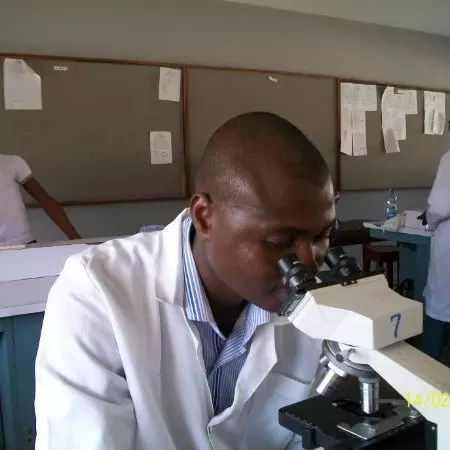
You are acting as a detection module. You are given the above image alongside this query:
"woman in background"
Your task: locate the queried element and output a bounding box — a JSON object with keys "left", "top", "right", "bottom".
{"left": 421, "top": 150, "right": 450, "bottom": 361}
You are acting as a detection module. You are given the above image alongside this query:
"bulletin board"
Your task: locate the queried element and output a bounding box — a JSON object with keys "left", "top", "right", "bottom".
{"left": 187, "top": 67, "right": 338, "bottom": 191}
{"left": 339, "top": 80, "right": 450, "bottom": 190}
{"left": 0, "top": 55, "right": 186, "bottom": 205}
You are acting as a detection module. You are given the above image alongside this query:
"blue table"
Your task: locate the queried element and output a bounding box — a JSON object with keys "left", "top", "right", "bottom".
{"left": 367, "top": 227, "right": 432, "bottom": 301}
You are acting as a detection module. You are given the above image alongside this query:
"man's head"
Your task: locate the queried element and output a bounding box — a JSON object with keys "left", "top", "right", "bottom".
{"left": 191, "top": 112, "right": 335, "bottom": 313}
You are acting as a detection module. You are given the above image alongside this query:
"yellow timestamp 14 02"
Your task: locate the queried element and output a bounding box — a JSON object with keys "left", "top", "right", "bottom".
{"left": 405, "top": 392, "right": 450, "bottom": 408}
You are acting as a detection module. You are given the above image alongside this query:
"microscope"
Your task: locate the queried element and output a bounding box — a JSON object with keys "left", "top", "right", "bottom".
{"left": 277, "top": 247, "right": 450, "bottom": 450}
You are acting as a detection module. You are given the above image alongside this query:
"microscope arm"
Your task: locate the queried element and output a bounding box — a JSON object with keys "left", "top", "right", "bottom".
{"left": 354, "top": 342, "right": 450, "bottom": 450}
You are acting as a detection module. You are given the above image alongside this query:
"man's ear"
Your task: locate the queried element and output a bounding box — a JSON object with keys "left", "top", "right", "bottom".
{"left": 190, "top": 193, "right": 214, "bottom": 240}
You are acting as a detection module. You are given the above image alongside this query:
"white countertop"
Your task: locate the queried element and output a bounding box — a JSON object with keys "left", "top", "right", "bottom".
{"left": 0, "top": 277, "right": 56, "bottom": 318}
{"left": 0, "top": 236, "right": 121, "bottom": 318}
{"left": 0, "top": 235, "right": 118, "bottom": 252}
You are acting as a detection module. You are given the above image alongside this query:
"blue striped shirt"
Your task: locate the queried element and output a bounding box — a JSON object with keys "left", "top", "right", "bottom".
{"left": 182, "top": 216, "right": 272, "bottom": 415}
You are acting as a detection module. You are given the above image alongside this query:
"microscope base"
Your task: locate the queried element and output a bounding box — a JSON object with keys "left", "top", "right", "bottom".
{"left": 279, "top": 395, "right": 437, "bottom": 449}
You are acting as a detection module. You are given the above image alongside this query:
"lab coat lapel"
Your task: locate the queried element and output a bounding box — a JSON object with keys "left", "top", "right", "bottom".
{"left": 220, "top": 320, "right": 279, "bottom": 422}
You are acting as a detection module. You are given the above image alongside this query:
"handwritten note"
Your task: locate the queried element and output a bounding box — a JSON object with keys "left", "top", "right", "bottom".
{"left": 3, "top": 58, "right": 42, "bottom": 110}
{"left": 150, "top": 131, "right": 172, "bottom": 165}
{"left": 158, "top": 67, "right": 181, "bottom": 102}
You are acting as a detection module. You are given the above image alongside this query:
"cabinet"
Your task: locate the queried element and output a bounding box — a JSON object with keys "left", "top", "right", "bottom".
{"left": 0, "top": 313, "right": 44, "bottom": 450}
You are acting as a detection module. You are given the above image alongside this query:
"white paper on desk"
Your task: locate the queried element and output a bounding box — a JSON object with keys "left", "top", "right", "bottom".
{"left": 397, "top": 89, "right": 418, "bottom": 115}
{"left": 3, "top": 58, "right": 42, "bottom": 110}
{"left": 352, "top": 108, "right": 367, "bottom": 156}
{"left": 381, "top": 87, "right": 400, "bottom": 153}
{"left": 424, "top": 91, "right": 436, "bottom": 135}
{"left": 432, "top": 92, "right": 446, "bottom": 135}
{"left": 354, "top": 84, "right": 377, "bottom": 111}
{"left": 149, "top": 131, "right": 172, "bottom": 165}
{"left": 394, "top": 93, "right": 407, "bottom": 140}
{"left": 158, "top": 67, "right": 181, "bottom": 102}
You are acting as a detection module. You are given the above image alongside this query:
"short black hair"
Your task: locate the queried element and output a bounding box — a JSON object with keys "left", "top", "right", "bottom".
{"left": 195, "top": 112, "right": 330, "bottom": 200}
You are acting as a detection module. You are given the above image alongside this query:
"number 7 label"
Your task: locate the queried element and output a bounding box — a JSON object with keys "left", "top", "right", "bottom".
{"left": 391, "top": 313, "right": 402, "bottom": 338}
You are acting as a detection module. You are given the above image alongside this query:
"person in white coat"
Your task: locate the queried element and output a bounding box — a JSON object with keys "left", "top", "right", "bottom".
{"left": 35, "top": 112, "right": 336, "bottom": 450}
{"left": 421, "top": 150, "right": 450, "bottom": 361}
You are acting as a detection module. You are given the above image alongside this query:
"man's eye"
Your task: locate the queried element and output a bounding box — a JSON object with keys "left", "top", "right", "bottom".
{"left": 264, "top": 237, "right": 296, "bottom": 250}
{"left": 314, "top": 234, "right": 330, "bottom": 243}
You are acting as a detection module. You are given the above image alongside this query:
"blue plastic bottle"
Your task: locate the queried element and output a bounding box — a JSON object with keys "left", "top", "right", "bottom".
{"left": 386, "top": 188, "right": 398, "bottom": 219}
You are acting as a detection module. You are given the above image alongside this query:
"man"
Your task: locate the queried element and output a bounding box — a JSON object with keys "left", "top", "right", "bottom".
{"left": 0, "top": 153, "right": 80, "bottom": 245}
{"left": 421, "top": 150, "right": 450, "bottom": 361}
{"left": 35, "top": 112, "right": 335, "bottom": 449}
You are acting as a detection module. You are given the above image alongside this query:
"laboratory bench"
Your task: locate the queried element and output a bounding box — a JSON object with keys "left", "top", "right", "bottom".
{"left": 0, "top": 238, "right": 109, "bottom": 450}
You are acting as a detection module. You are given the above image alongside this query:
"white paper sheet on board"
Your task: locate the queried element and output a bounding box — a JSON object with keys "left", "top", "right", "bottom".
{"left": 381, "top": 87, "right": 395, "bottom": 129}
{"left": 383, "top": 128, "right": 400, "bottom": 153}
{"left": 158, "top": 67, "right": 181, "bottom": 102}
{"left": 340, "top": 83, "right": 375, "bottom": 156}
{"left": 340, "top": 105, "right": 353, "bottom": 155}
{"left": 340, "top": 83, "right": 354, "bottom": 107}
{"left": 394, "top": 93, "right": 407, "bottom": 140}
{"left": 354, "top": 84, "right": 378, "bottom": 112}
{"left": 149, "top": 131, "right": 172, "bottom": 164}
{"left": 397, "top": 89, "right": 418, "bottom": 115}
{"left": 3, "top": 58, "right": 42, "bottom": 110}
{"left": 432, "top": 92, "right": 446, "bottom": 135}
{"left": 381, "top": 87, "right": 400, "bottom": 153}
{"left": 424, "top": 91, "right": 436, "bottom": 135}
{"left": 340, "top": 83, "right": 354, "bottom": 155}
{"left": 352, "top": 108, "right": 367, "bottom": 156}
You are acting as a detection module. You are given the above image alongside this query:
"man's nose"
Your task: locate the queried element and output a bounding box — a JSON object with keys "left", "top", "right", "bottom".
{"left": 295, "top": 241, "right": 319, "bottom": 272}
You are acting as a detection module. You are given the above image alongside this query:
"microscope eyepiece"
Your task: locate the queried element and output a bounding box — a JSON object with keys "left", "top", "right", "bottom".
{"left": 324, "top": 246, "right": 363, "bottom": 283}
{"left": 277, "top": 256, "right": 316, "bottom": 292}
{"left": 277, "top": 256, "right": 317, "bottom": 317}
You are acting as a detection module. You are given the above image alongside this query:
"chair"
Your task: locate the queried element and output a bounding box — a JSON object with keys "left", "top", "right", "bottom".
{"left": 363, "top": 243, "right": 400, "bottom": 289}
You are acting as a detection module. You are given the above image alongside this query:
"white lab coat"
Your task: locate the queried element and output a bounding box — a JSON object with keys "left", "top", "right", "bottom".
{"left": 425, "top": 150, "right": 450, "bottom": 322}
{"left": 35, "top": 209, "right": 323, "bottom": 450}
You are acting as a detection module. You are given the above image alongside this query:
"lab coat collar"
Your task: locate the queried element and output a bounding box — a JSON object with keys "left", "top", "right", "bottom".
{"left": 154, "top": 208, "right": 190, "bottom": 306}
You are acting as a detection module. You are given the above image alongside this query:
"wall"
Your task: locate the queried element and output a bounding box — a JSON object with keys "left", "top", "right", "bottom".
{"left": 1, "top": 0, "right": 449, "bottom": 241}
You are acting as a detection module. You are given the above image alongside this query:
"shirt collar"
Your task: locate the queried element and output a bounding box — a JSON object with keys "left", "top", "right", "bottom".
{"left": 182, "top": 216, "right": 214, "bottom": 323}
